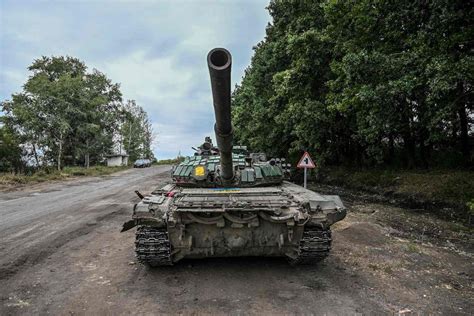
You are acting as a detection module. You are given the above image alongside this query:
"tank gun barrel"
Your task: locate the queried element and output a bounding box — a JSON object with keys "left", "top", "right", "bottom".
{"left": 207, "top": 48, "right": 234, "bottom": 183}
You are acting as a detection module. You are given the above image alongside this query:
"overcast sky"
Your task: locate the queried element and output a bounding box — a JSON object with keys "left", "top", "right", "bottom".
{"left": 0, "top": 0, "right": 270, "bottom": 159}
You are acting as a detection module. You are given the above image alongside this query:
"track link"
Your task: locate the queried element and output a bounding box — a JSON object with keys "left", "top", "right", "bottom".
{"left": 135, "top": 226, "right": 172, "bottom": 266}
{"left": 289, "top": 227, "right": 332, "bottom": 265}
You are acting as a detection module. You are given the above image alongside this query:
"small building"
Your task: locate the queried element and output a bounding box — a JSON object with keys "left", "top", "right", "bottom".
{"left": 106, "top": 154, "right": 129, "bottom": 167}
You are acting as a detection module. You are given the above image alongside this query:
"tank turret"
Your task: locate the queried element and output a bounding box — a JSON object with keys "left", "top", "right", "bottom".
{"left": 207, "top": 48, "right": 234, "bottom": 185}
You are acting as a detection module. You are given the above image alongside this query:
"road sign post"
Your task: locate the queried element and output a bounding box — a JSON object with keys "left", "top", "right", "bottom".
{"left": 296, "top": 151, "right": 316, "bottom": 189}
{"left": 304, "top": 167, "right": 307, "bottom": 189}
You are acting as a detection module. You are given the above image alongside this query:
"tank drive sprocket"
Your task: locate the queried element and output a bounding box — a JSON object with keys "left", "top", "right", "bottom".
{"left": 289, "top": 227, "right": 332, "bottom": 265}
{"left": 135, "top": 226, "right": 172, "bottom": 266}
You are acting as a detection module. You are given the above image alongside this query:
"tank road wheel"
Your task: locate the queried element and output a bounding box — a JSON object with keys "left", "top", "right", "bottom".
{"left": 288, "top": 228, "right": 332, "bottom": 265}
{"left": 135, "top": 226, "right": 172, "bottom": 267}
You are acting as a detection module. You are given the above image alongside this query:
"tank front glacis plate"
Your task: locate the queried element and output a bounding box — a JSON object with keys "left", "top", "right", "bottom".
{"left": 166, "top": 186, "right": 305, "bottom": 261}
{"left": 128, "top": 182, "right": 346, "bottom": 264}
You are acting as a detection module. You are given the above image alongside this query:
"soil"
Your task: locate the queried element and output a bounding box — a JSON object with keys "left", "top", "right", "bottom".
{"left": 1, "top": 166, "right": 472, "bottom": 315}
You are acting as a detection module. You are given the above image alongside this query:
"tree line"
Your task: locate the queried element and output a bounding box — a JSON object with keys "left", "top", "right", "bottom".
{"left": 232, "top": 0, "right": 472, "bottom": 168}
{"left": 1, "top": 56, "right": 155, "bottom": 172}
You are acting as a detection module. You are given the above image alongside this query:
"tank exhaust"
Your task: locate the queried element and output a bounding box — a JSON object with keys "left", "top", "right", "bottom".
{"left": 207, "top": 48, "right": 234, "bottom": 184}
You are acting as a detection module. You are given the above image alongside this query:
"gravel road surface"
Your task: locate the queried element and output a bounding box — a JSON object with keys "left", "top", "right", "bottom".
{"left": 1, "top": 166, "right": 472, "bottom": 315}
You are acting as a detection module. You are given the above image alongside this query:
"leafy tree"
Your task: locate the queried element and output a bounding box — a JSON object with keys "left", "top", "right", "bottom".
{"left": 1, "top": 56, "right": 154, "bottom": 171}
{"left": 72, "top": 69, "right": 122, "bottom": 167}
{"left": 0, "top": 118, "right": 22, "bottom": 172}
{"left": 120, "top": 100, "right": 155, "bottom": 163}
{"left": 233, "top": 0, "right": 472, "bottom": 168}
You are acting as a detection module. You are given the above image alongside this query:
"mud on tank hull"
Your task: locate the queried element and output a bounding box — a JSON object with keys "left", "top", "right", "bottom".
{"left": 129, "top": 182, "right": 346, "bottom": 266}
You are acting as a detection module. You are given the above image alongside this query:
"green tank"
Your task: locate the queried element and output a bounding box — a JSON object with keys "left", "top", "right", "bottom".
{"left": 122, "top": 48, "right": 346, "bottom": 266}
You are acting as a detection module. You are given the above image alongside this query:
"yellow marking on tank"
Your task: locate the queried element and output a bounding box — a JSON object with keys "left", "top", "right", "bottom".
{"left": 194, "top": 165, "right": 206, "bottom": 176}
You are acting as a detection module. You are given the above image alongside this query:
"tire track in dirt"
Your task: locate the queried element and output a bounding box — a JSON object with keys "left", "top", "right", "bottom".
{"left": 0, "top": 206, "right": 127, "bottom": 281}
{"left": 0, "top": 166, "right": 171, "bottom": 282}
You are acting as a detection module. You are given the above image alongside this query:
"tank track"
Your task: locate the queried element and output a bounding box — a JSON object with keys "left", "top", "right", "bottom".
{"left": 135, "top": 226, "right": 172, "bottom": 266}
{"left": 289, "top": 227, "right": 332, "bottom": 265}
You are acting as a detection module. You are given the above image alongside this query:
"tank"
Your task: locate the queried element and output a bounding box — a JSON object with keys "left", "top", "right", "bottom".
{"left": 121, "top": 48, "right": 346, "bottom": 266}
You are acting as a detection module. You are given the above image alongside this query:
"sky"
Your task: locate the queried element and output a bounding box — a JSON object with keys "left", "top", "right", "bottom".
{"left": 0, "top": 0, "right": 271, "bottom": 160}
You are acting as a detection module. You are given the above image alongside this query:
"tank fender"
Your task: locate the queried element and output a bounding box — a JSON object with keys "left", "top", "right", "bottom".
{"left": 326, "top": 207, "right": 347, "bottom": 225}
{"left": 121, "top": 219, "right": 136, "bottom": 232}
{"left": 121, "top": 195, "right": 168, "bottom": 232}
{"left": 316, "top": 195, "right": 347, "bottom": 225}
{"left": 319, "top": 195, "right": 345, "bottom": 209}
{"left": 121, "top": 202, "right": 142, "bottom": 232}
{"left": 121, "top": 216, "right": 166, "bottom": 232}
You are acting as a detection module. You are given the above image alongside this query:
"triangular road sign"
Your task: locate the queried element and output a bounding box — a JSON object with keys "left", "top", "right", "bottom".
{"left": 297, "top": 151, "right": 316, "bottom": 169}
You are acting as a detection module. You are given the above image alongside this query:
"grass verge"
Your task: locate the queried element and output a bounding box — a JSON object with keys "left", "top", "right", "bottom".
{"left": 316, "top": 167, "right": 474, "bottom": 222}
{"left": 154, "top": 158, "right": 182, "bottom": 165}
{"left": 0, "top": 165, "right": 129, "bottom": 189}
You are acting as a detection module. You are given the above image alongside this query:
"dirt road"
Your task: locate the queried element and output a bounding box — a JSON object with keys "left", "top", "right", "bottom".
{"left": 1, "top": 166, "right": 472, "bottom": 315}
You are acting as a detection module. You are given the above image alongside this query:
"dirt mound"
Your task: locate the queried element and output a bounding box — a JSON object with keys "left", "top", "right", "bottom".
{"left": 335, "top": 221, "right": 389, "bottom": 247}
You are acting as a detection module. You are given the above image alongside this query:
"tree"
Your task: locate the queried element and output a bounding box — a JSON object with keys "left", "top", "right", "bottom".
{"left": 233, "top": 0, "right": 473, "bottom": 168}
{"left": 1, "top": 56, "right": 125, "bottom": 170}
{"left": 119, "top": 100, "right": 155, "bottom": 163}
{"left": 74, "top": 69, "right": 122, "bottom": 167}
{"left": 0, "top": 118, "right": 22, "bottom": 173}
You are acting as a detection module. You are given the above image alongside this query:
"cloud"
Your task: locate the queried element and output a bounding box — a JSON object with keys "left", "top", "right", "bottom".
{"left": 0, "top": 0, "right": 271, "bottom": 159}
{"left": 102, "top": 50, "right": 193, "bottom": 104}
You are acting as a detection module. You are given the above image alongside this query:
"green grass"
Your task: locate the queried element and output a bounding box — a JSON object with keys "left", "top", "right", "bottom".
{"left": 63, "top": 165, "right": 129, "bottom": 176}
{"left": 0, "top": 165, "right": 129, "bottom": 188}
{"left": 406, "top": 242, "right": 421, "bottom": 253}
{"left": 322, "top": 167, "right": 474, "bottom": 205}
